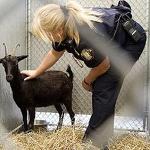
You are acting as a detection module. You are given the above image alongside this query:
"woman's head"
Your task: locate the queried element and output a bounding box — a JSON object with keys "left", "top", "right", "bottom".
{"left": 32, "top": 0, "right": 103, "bottom": 44}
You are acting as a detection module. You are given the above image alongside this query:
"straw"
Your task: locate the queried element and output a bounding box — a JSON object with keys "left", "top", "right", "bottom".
{"left": 108, "top": 133, "right": 150, "bottom": 150}
{"left": 9, "top": 126, "right": 99, "bottom": 150}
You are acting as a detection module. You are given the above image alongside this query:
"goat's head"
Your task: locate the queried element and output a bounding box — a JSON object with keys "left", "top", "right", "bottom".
{"left": 0, "top": 43, "right": 28, "bottom": 82}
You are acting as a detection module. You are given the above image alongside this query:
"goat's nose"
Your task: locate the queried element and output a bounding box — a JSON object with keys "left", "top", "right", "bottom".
{"left": 6, "top": 75, "right": 13, "bottom": 82}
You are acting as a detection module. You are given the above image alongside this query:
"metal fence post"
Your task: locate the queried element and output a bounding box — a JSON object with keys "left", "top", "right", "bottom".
{"left": 147, "top": 0, "right": 150, "bottom": 135}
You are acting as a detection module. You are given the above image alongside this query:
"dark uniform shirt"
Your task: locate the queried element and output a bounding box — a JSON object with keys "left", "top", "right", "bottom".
{"left": 52, "top": 27, "right": 127, "bottom": 68}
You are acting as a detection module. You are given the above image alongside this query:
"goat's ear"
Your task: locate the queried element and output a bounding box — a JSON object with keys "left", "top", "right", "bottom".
{"left": 17, "top": 55, "right": 28, "bottom": 62}
{"left": 0, "top": 59, "right": 3, "bottom": 63}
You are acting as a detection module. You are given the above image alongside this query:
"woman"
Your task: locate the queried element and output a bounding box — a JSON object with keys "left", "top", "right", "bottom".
{"left": 22, "top": 0, "right": 146, "bottom": 147}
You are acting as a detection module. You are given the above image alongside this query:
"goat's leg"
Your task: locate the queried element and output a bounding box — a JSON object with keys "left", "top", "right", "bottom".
{"left": 54, "top": 104, "right": 64, "bottom": 130}
{"left": 28, "top": 107, "right": 35, "bottom": 130}
{"left": 20, "top": 107, "right": 28, "bottom": 132}
{"left": 64, "top": 99, "right": 75, "bottom": 125}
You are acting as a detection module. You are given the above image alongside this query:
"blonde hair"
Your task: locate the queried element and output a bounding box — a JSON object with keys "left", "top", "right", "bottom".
{"left": 32, "top": 0, "right": 103, "bottom": 44}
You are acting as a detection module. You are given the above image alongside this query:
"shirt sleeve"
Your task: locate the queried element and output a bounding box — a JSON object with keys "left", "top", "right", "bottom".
{"left": 84, "top": 49, "right": 105, "bottom": 68}
{"left": 52, "top": 42, "right": 66, "bottom": 52}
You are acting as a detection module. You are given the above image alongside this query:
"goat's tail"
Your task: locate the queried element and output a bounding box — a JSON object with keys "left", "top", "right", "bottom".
{"left": 66, "top": 65, "right": 73, "bottom": 82}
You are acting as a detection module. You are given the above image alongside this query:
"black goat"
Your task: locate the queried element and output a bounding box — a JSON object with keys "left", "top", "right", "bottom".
{"left": 0, "top": 45, "right": 75, "bottom": 132}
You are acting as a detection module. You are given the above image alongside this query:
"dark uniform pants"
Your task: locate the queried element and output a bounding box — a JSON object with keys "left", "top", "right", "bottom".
{"left": 84, "top": 69, "right": 123, "bottom": 147}
{"left": 90, "top": 72, "right": 122, "bottom": 128}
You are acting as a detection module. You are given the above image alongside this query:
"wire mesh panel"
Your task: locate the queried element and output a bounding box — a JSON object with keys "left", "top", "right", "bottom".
{"left": 27, "top": 0, "right": 149, "bottom": 131}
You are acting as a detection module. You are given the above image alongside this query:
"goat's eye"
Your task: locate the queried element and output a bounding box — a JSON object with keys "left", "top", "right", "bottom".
{"left": 15, "top": 61, "right": 18, "bottom": 65}
{"left": 2, "top": 62, "right": 6, "bottom": 67}
{"left": 3, "top": 59, "right": 6, "bottom": 63}
{"left": 13, "top": 62, "right": 18, "bottom": 66}
{"left": 2, "top": 60, "right": 7, "bottom": 64}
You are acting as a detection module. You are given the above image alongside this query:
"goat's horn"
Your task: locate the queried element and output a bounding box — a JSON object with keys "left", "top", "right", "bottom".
{"left": 12, "top": 44, "right": 20, "bottom": 55}
{"left": 16, "top": 44, "right": 20, "bottom": 49}
{"left": 3, "top": 43, "right": 7, "bottom": 56}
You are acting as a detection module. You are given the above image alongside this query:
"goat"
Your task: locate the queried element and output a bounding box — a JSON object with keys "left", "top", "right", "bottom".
{"left": 0, "top": 44, "right": 75, "bottom": 132}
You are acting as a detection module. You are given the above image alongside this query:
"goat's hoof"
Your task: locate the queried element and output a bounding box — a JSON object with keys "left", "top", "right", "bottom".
{"left": 71, "top": 118, "right": 75, "bottom": 125}
{"left": 24, "top": 129, "right": 33, "bottom": 134}
{"left": 55, "top": 126, "right": 62, "bottom": 132}
{"left": 55, "top": 127, "right": 59, "bottom": 131}
{"left": 55, "top": 127, "right": 61, "bottom": 132}
{"left": 103, "top": 146, "right": 109, "bottom": 150}
{"left": 71, "top": 124, "right": 75, "bottom": 129}
{"left": 16, "top": 125, "right": 26, "bottom": 133}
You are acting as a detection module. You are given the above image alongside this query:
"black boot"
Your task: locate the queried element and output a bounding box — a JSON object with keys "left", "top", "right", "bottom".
{"left": 82, "top": 133, "right": 87, "bottom": 143}
{"left": 82, "top": 125, "right": 93, "bottom": 143}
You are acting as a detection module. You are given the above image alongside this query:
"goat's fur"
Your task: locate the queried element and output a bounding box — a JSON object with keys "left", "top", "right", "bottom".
{"left": 0, "top": 55, "right": 75, "bottom": 131}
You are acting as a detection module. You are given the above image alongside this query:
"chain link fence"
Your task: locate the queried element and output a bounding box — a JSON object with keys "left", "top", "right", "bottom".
{"left": 27, "top": 0, "right": 149, "bottom": 132}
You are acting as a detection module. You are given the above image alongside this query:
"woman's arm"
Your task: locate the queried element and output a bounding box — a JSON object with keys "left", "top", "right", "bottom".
{"left": 84, "top": 57, "right": 110, "bottom": 85}
{"left": 35, "top": 49, "right": 65, "bottom": 75}
{"left": 21, "top": 49, "right": 65, "bottom": 80}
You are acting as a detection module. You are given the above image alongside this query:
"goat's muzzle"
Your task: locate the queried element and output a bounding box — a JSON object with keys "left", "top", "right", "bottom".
{"left": 6, "top": 75, "right": 13, "bottom": 82}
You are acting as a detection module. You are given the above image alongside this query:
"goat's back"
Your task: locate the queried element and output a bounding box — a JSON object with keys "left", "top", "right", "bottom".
{"left": 22, "top": 71, "right": 73, "bottom": 107}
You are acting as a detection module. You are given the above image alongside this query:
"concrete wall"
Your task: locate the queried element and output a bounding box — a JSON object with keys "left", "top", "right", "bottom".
{"left": 0, "top": 0, "right": 26, "bottom": 132}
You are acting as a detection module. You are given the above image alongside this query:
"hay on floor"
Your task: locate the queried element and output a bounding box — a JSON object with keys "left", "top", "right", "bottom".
{"left": 1, "top": 126, "right": 150, "bottom": 150}
{"left": 108, "top": 133, "right": 150, "bottom": 150}
{"left": 0, "top": 144, "right": 3, "bottom": 150}
{"left": 9, "top": 126, "right": 99, "bottom": 150}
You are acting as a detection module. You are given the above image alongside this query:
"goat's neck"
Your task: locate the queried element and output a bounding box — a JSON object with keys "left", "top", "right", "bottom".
{"left": 9, "top": 70, "right": 25, "bottom": 106}
{"left": 10, "top": 69, "right": 23, "bottom": 92}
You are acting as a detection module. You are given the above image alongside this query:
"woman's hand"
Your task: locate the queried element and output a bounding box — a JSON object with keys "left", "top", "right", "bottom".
{"left": 21, "top": 50, "right": 64, "bottom": 81}
{"left": 81, "top": 57, "right": 110, "bottom": 92}
{"left": 21, "top": 70, "right": 38, "bottom": 81}
{"left": 82, "top": 78, "right": 92, "bottom": 92}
